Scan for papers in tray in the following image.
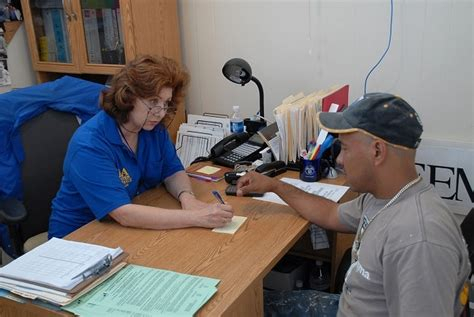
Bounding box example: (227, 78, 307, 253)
(273, 85, 348, 163)
(0, 238, 126, 306)
(176, 114, 230, 168)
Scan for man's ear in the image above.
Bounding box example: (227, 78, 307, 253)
(372, 139, 388, 165)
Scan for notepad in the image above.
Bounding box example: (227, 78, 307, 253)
(212, 216, 247, 234)
(186, 164, 231, 182)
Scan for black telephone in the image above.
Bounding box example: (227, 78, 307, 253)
(210, 132, 266, 167)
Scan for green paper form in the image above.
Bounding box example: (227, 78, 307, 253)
(63, 264, 220, 317)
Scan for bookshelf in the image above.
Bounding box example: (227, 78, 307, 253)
(20, 0, 183, 141)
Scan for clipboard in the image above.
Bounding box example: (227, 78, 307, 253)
(68, 252, 129, 295)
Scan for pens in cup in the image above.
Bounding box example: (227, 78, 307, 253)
(211, 190, 225, 204)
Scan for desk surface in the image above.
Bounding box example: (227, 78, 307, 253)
(0, 169, 351, 316)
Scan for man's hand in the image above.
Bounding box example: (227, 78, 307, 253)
(236, 171, 277, 196)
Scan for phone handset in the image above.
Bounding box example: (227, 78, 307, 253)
(210, 132, 250, 158)
(189, 132, 250, 166)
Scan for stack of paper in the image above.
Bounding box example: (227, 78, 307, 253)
(63, 264, 220, 317)
(273, 85, 349, 163)
(0, 238, 126, 306)
(176, 114, 231, 168)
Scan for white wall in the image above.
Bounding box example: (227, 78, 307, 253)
(178, 0, 473, 144)
(6, 23, 36, 89)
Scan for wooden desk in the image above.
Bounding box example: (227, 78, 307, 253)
(0, 171, 354, 316)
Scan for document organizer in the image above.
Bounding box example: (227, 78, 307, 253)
(0, 238, 128, 306)
(176, 114, 230, 168)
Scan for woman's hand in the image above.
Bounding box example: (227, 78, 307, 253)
(194, 203, 234, 228)
(179, 192, 209, 210)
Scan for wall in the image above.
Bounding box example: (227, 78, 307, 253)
(4, 23, 36, 90)
(177, 0, 473, 144)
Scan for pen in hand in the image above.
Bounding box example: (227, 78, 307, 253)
(211, 190, 225, 204)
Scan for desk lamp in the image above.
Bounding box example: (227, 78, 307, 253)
(222, 58, 267, 133)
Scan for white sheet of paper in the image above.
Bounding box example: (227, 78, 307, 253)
(212, 216, 247, 234)
(254, 177, 349, 205)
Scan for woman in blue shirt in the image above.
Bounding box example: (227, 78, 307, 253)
(49, 55, 234, 238)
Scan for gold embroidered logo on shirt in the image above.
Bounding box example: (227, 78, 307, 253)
(119, 168, 132, 187)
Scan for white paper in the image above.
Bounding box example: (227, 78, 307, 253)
(254, 177, 349, 205)
(0, 238, 122, 291)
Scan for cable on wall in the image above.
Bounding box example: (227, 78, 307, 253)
(363, 0, 394, 96)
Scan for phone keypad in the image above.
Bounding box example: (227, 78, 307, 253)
(222, 143, 261, 164)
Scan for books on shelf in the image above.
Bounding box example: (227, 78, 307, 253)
(0, 238, 127, 306)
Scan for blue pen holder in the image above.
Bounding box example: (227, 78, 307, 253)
(299, 158, 330, 182)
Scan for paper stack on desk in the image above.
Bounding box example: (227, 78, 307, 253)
(63, 264, 220, 317)
(0, 238, 126, 306)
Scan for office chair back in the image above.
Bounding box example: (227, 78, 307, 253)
(19, 110, 79, 244)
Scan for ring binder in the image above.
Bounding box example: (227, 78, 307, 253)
(72, 254, 113, 280)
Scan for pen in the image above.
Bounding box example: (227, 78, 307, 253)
(212, 190, 225, 204)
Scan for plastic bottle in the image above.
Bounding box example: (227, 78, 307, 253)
(230, 105, 244, 133)
(309, 260, 330, 291)
(295, 279, 304, 290)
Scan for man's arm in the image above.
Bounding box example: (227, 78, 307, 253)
(236, 171, 351, 232)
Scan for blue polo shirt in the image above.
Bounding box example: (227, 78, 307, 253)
(48, 111, 184, 238)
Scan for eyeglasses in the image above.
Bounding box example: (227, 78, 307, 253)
(141, 99, 177, 115)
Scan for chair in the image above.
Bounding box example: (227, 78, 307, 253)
(0, 110, 79, 258)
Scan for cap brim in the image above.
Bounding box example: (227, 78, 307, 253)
(317, 112, 358, 134)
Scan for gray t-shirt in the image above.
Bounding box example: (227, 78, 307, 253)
(337, 179, 471, 316)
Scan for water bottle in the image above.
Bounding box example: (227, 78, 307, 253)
(230, 105, 244, 133)
(309, 260, 330, 291)
(294, 279, 304, 290)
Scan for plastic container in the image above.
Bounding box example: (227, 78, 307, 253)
(230, 105, 244, 133)
(309, 260, 330, 291)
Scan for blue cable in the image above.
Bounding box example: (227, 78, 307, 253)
(363, 0, 394, 96)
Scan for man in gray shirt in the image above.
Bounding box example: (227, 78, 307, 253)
(237, 93, 471, 316)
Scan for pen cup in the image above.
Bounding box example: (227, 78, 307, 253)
(299, 158, 330, 182)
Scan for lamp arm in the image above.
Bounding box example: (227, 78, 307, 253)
(250, 76, 264, 118)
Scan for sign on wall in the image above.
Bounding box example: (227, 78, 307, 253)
(416, 138, 473, 217)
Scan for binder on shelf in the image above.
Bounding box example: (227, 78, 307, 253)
(0, 238, 128, 306)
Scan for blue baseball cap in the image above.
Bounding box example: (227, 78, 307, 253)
(316, 93, 423, 149)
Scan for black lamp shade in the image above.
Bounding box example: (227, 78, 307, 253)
(222, 58, 252, 85)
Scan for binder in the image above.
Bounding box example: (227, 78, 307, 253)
(321, 84, 349, 112)
(0, 238, 128, 306)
